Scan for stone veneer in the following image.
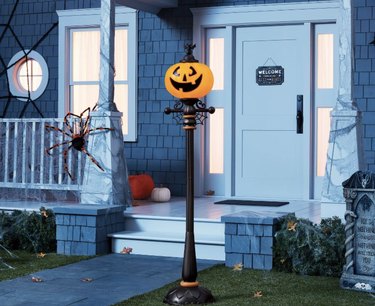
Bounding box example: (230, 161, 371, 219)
(54, 205, 125, 256)
(222, 211, 288, 270)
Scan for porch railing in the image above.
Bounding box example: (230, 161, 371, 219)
(0, 118, 84, 191)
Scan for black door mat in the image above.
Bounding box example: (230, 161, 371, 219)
(214, 200, 289, 207)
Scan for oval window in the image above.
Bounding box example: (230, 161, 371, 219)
(7, 50, 49, 101)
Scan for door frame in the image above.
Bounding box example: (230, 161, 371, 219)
(191, 1, 342, 198)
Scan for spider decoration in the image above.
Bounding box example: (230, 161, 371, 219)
(45, 106, 114, 180)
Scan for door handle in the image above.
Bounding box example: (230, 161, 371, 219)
(296, 95, 303, 134)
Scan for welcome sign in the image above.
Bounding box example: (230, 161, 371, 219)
(256, 65, 284, 86)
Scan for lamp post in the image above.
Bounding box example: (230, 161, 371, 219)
(163, 44, 215, 304)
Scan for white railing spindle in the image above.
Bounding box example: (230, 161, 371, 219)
(12, 122, 18, 183)
(4, 121, 9, 183)
(0, 118, 80, 191)
(30, 121, 36, 184)
(21, 121, 27, 184)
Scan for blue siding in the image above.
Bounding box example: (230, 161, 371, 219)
(1, 0, 375, 196)
(354, 0, 375, 171)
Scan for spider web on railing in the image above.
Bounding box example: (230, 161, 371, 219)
(0, 118, 85, 203)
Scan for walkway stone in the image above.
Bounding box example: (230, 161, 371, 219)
(0, 254, 219, 306)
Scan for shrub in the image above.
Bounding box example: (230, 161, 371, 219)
(273, 214, 345, 277)
(0, 207, 56, 253)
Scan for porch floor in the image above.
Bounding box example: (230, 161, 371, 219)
(129, 197, 346, 224)
(0, 196, 346, 224)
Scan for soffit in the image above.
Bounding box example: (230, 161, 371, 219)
(116, 0, 177, 14)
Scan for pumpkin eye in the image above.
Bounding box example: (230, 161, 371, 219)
(173, 67, 180, 77)
(189, 66, 197, 77)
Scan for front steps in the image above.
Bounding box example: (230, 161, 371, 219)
(109, 214, 225, 260)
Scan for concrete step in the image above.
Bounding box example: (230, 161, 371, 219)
(123, 213, 224, 233)
(109, 214, 225, 260)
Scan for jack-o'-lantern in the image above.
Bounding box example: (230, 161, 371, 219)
(165, 44, 214, 99)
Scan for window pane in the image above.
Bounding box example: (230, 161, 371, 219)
(72, 84, 128, 136)
(114, 84, 129, 135)
(72, 84, 99, 114)
(317, 34, 333, 89)
(209, 38, 224, 90)
(115, 29, 128, 81)
(317, 107, 332, 177)
(32, 76, 42, 91)
(72, 30, 100, 82)
(209, 108, 224, 174)
(18, 59, 43, 92)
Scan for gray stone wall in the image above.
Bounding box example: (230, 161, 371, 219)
(54, 205, 125, 255)
(222, 211, 288, 270)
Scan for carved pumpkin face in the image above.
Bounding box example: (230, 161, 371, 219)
(165, 62, 214, 99)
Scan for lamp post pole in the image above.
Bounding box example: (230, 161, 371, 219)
(163, 44, 215, 304)
(164, 98, 215, 304)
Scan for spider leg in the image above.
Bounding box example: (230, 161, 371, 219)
(45, 140, 72, 155)
(81, 147, 104, 172)
(63, 113, 78, 134)
(79, 107, 91, 118)
(82, 110, 91, 135)
(88, 127, 114, 133)
(45, 125, 72, 138)
(63, 146, 74, 180)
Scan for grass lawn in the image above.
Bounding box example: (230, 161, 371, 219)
(0, 249, 91, 282)
(118, 265, 375, 306)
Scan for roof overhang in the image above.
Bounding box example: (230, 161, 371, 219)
(116, 0, 177, 14)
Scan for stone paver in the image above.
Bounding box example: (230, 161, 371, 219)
(0, 254, 220, 306)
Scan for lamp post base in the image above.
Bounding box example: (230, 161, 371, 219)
(163, 285, 214, 305)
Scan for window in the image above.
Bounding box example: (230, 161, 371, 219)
(317, 34, 334, 89)
(316, 107, 332, 177)
(209, 108, 224, 174)
(57, 8, 137, 141)
(7, 50, 49, 101)
(18, 59, 43, 91)
(209, 38, 224, 90)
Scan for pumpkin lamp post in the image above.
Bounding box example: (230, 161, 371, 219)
(163, 44, 215, 304)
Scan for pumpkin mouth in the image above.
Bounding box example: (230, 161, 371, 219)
(170, 74, 203, 92)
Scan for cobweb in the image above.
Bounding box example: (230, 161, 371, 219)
(0, 0, 62, 118)
(0, 119, 85, 202)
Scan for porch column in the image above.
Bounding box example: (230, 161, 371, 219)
(80, 0, 131, 206)
(321, 0, 364, 204)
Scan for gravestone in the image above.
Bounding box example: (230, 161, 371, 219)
(340, 171, 375, 293)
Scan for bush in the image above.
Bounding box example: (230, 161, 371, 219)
(273, 214, 345, 277)
(0, 207, 56, 253)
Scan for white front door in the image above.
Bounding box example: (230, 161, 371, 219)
(235, 25, 311, 199)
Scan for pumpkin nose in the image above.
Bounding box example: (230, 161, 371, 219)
(183, 74, 187, 82)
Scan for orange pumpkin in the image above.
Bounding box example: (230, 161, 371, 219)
(164, 61, 214, 99)
(128, 174, 155, 200)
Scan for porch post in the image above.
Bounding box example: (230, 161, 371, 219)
(321, 0, 364, 204)
(80, 0, 131, 206)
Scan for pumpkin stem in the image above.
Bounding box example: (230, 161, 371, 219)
(181, 43, 198, 63)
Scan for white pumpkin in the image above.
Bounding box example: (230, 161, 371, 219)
(151, 187, 171, 202)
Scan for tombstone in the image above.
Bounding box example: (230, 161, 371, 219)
(340, 171, 375, 293)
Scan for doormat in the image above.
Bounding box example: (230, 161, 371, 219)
(214, 200, 289, 207)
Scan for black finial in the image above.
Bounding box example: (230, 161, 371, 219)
(180, 43, 198, 63)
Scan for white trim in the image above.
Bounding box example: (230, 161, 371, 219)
(192, 1, 341, 198)
(57, 7, 138, 142)
(7, 50, 49, 102)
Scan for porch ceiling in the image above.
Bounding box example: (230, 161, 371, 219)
(116, 0, 178, 14)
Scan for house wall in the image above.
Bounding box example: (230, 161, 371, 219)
(0, 0, 374, 196)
